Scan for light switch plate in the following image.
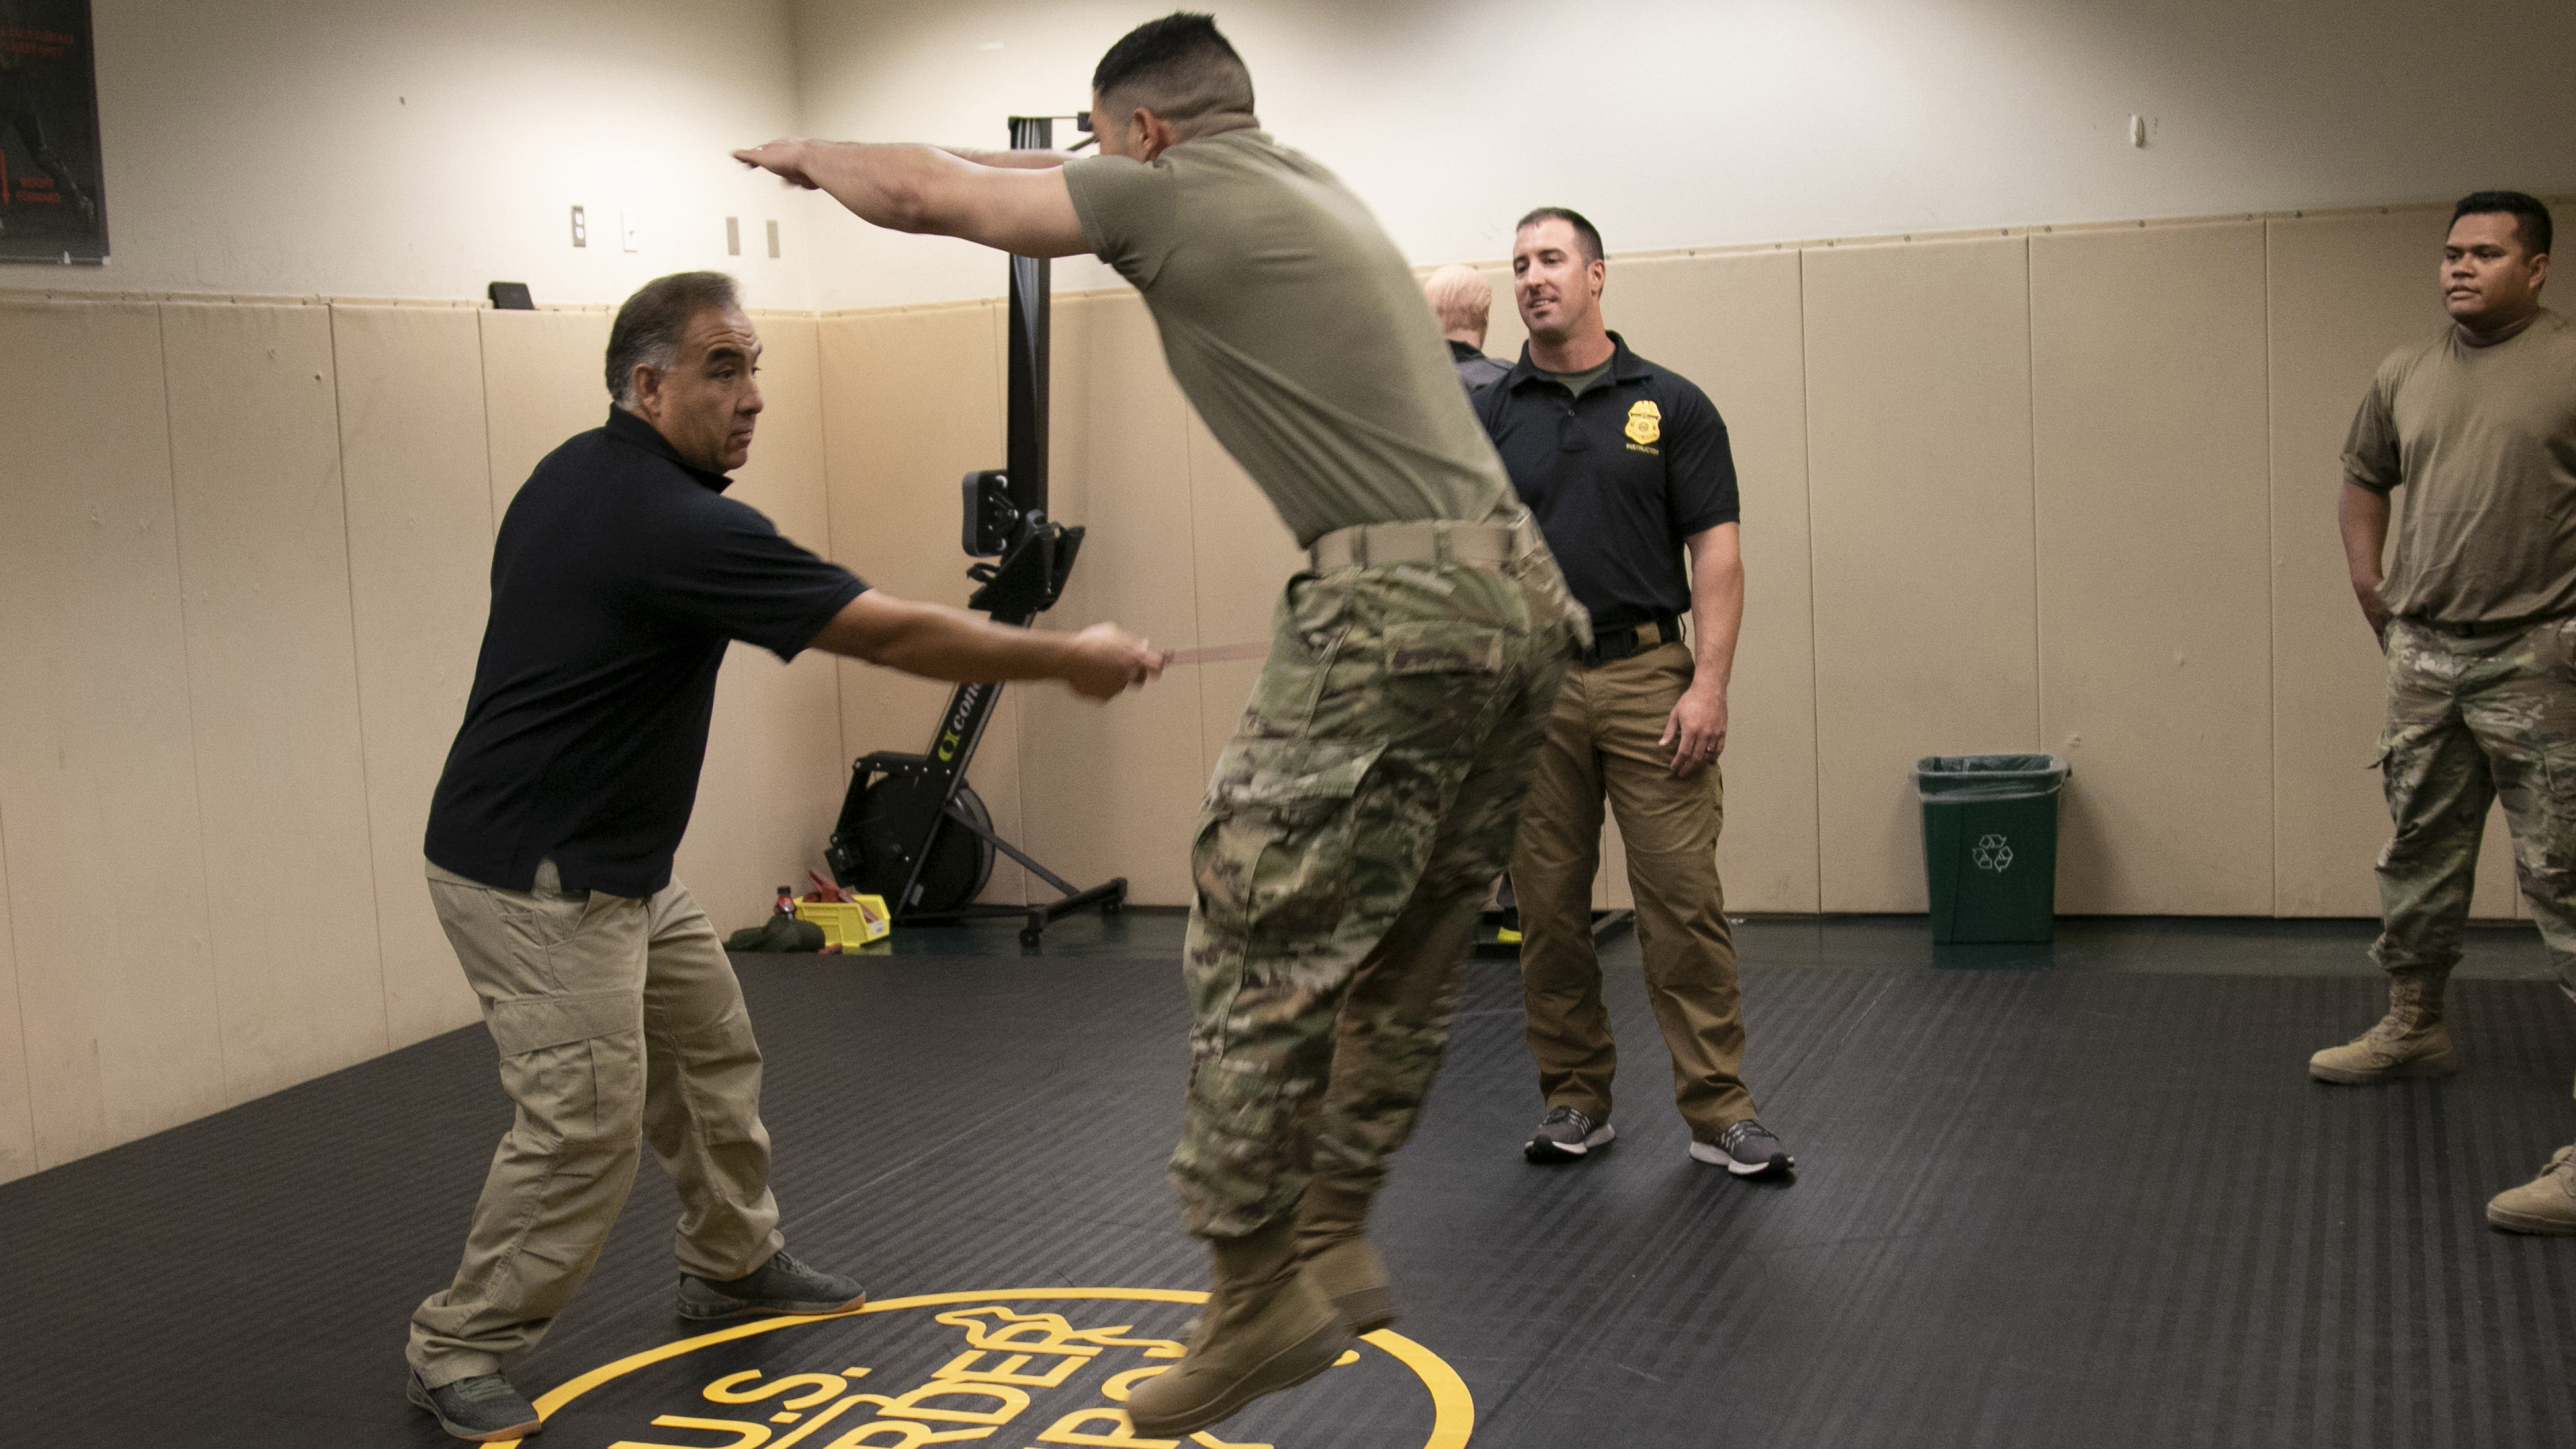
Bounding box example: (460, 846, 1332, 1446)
(726, 216, 740, 256)
(570, 205, 586, 247)
(621, 210, 640, 252)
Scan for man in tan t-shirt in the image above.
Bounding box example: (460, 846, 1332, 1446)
(2313, 189, 2576, 1237)
(737, 13, 1584, 1433)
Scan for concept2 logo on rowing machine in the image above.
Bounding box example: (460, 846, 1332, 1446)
(503, 1287, 1477, 1448)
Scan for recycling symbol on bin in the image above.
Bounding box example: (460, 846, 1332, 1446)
(1972, 834, 2014, 872)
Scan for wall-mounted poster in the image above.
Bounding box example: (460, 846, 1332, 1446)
(0, 0, 104, 265)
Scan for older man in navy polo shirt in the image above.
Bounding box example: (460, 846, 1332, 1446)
(405, 272, 1161, 1441)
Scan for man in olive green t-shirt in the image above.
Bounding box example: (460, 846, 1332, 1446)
(2313, 189, 2576, 1238)
(737, 13, 1584, 1433)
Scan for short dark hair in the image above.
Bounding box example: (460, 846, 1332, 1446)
(605, 271, 740, 408)
(1091, 12, 1254, 127)
(2450, 190, 2553, 257)
(1516, 206, 1603, 265)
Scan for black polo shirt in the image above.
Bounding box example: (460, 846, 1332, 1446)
(1475, 332, 1739, 630)
(425, 409, 867, 897)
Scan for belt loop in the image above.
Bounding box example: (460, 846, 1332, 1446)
(1435, 527, 1455, 565)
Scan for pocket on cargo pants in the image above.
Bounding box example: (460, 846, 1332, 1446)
(1176, 736, 1388, 1235)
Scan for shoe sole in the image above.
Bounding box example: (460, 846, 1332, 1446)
(1524, 1123, 1616, 1162)
(2309, 1053, 2457, 1085)
(2487, 1205, 2576, 1235)
(677, 1289, 867, 1323)
(1127, 1314, 1352, 1439)
(407, 1378, 541, 1442)
(1688, 1140, 1795, 1178)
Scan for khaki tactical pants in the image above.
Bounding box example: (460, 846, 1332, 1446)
(2373, 617, 2576, 1008)
(1511, 641, 1756, 1140)
(409, 860, 783, 1387)
(1172, 551, 1581, 1240)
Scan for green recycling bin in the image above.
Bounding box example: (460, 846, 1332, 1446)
(1915, 755, 2070, 943)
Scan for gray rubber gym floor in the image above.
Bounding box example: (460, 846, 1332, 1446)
(3, 913, 2570, 1448)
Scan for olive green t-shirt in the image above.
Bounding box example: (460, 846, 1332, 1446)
(2343, 308, 2576, 625)
(1062, 130, 1516, 548)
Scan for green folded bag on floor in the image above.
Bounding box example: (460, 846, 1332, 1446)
(723, 916, 826, 953)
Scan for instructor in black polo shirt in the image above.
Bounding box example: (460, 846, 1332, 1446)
(405, 271, 1162, 1442)
(1477, 209, 1791, 1180)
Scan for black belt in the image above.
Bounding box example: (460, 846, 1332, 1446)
(1580, 613, 1684, 667)
(2401, 610, 2576, 639)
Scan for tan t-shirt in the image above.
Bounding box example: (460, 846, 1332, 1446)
(2343, 308, 2576, 625)
(1063, 130, 1516, 548)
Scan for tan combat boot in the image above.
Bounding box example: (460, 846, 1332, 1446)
(2486, 1145, 2576, 1235)
(1295, 1176, 1395, 1334)
(2309, 967, 2456, 1083)
(1126, 1221, 1351, 1438)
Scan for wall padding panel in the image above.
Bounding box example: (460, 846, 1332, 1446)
(480, 309, 612, 516)
(1804, 237, 2040, 912)
(2031, 224, 2274, 913)
(0, 300, 224, 1175)
(162, 302, 389, 1102)
(672, 315, 854, 931)
(2267, 209, 2521, 920)
(1017, 293, 1209, 908)
(1612, 251, 1821, 913)
(332, 306, 493, 1046)
(0, 820, 24, 1180)
(817, 305, 1029, 905)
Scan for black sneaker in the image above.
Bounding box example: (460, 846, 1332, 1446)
(676, 1248, 867, 1321)
(1690, 1119, 1794, 1178)
(407, 1368, 541, 1442)
(1524, 1104, 1615, 1162)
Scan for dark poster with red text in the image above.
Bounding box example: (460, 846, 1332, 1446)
(0, 0, 104, 264)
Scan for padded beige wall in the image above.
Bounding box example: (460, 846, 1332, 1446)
(0, 300, 224, 1173)
(1805, 237, 2041, 912)
(162, 302, 390, 1102)
(2031, 223, 2275, 913)
(332, 306, 492, 1048)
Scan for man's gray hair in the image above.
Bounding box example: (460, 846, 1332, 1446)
(606, 271, 742, 409)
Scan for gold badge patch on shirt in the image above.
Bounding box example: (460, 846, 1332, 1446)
(1625, 399, 1662, 446)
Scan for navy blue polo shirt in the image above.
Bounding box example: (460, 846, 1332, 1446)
(1475, 332, 1739, 630)
(425, 408, 867, 897)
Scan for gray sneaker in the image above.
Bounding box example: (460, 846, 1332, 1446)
(1690, 1119, 1795, 1178)
(407, 1368, 541, 1442)
(1524, 1104, 1616, 1162)
(677, 1248, 867, 1321)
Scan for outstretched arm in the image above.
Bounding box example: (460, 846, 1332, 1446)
(735, 138, 1090, 258)
(809, 590, 1163, 701)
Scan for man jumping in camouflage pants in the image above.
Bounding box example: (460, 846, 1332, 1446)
(2313, 189, 2576, 1235)
(740, 13, 1584, 1434)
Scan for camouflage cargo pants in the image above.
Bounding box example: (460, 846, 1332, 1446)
(1172, 548, 1581, 1239)
(2372, 616, 2576, 1006)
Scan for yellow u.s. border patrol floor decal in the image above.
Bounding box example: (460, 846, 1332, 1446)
(493, 1287, 1474, 1449)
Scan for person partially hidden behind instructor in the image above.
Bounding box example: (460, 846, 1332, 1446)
(738, 12, 1584, 1436)
(1477, 207, 1793, 1179)
(2313, 189, 2575, 1236)
(406, 271, 1162, 1441)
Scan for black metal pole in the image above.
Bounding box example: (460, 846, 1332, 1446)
(1004, 115, 1053, 523)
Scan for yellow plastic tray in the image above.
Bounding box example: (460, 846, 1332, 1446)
(795, 896, 891, 948)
